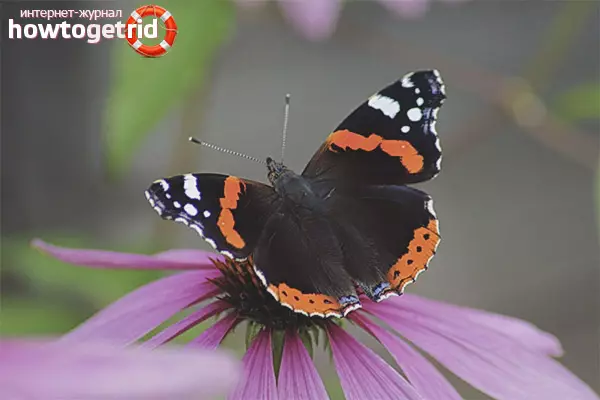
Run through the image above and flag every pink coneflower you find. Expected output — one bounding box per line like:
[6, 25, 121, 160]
[237, 0, 470, 41]
[0, 338, 240, 399]
[33, 240, 599, 399]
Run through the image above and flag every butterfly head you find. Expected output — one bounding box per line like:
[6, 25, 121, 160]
[266, 157, 290, 185]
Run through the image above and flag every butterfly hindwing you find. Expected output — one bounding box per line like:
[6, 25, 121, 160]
[328, 185, 440, 301]
[146, 174, 279, 260]
[303, 70, 445, 185]
[253, 206, 361, 318]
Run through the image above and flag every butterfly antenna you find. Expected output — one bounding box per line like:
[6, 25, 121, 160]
[188, 137, 266, 165]
[281, 93, 291, 162]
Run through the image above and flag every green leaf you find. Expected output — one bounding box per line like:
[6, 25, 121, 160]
[553, 82, 600, 121]
[271, 330, 285, 375]
[245, 321, 262, 350]
[104, 0, 234, 176]
[299, 329, 314, 358]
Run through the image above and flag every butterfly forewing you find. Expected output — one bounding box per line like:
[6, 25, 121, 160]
[303, 70, 445, 185]
[146, 173, 279, 260]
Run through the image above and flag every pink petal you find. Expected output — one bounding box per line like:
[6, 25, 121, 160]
[143, 300, 231, 348]
[61, 270, 220, 345]
[154, 249, 224, 267]
[278, 331, 329, 400]
[188, 312, 240, 350]
[327, 323, 422, 400]
[377, 0, 430, 19]
[366, 301, 599, 400]
[396, 294, 562, 356]
[229, 329, 278, 400]
[351, 312, 460, 400]
[33, 239, 218, 270]
[278, 0, 342, 41]
[0, 339, 240, 399]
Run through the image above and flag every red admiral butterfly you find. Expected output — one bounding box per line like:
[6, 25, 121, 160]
[146, 70, 445, 318]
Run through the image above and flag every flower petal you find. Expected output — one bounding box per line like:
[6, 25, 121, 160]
[143, 300, 231, 348]
[229, 329, 278, 400]
[395, 294, 562, 356]
[189, 312, 240, 350]
[365, 301, 599, 400]
[327, 323, 422, 400]
[0, 339, 240, 399]
[278, 330, 329, 400]
[33, 239, 217, 270]
[351, 312, 460, 400]
[61, 270, 220, 345]
[278, 0, 342, 41]
[154, 249, 223, 268]
[377, 0, 430, 19]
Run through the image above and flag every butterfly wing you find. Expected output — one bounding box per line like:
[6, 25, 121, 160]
[327, 185, 440, 301]
[302, 70, 445, 185]
[252, 205, 360, 318]
[146, 174, 279, 260]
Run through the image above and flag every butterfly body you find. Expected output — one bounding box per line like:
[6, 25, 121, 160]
[266, 158, 327, 213]
[146, 70, 445, 318]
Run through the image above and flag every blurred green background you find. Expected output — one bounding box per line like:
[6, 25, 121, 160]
[1, 1, 599, 398]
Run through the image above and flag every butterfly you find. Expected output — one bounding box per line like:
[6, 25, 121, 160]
[146, 70, 445, 318]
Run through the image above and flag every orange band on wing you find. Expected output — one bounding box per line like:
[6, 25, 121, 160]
[217, 177, 246, 249]
[387, 219, 440, 292]
[326, 130, 424, 173]
[266, 283, 345, 317]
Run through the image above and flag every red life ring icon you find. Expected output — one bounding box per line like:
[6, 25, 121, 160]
[125, 5, 177, 58]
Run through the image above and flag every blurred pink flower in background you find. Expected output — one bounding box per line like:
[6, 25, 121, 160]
[33, 239, 599, 400]
[237, 0, 470, 41]
[0, 338, 240, 399]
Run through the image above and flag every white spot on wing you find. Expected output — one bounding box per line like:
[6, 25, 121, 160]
[203, 210, 211, 218]
[377, 291, 399, 302]
[407, 108, 422, 122]
[183, 174, 201, 200]
[173, 201, 181, 208]
[401, 126, 410, 134]
[426, 199, 437, 218]
[401, 72, 414, 88]
[416, 97, 424, 106]
[157, 179, 169, 191]
[415, 88, 420, 94]
[184, 203, 198, 216]
[368, 94, 400, 118]
[191, 224, 204, 237]
[221, 251, 234, 259]
[341, 303, 362, 317]
[254, 266, 268, 287]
